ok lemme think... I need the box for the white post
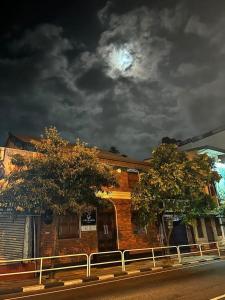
[199,244,203,257]
[86,255,89,277]
[39,258,43,285]
[177,246,181,263]
[122,252,125,272]
[88,255,91,277]
[216,241,221,257]
[152,248,156,268]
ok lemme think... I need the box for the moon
[109,45,134,72]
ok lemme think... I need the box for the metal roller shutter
[0,214,26,260]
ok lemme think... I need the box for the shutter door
[0,215,26,260]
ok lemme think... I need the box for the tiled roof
[179,125,225,146]
[5,133,149,168]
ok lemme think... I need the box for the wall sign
[81,210,96,231]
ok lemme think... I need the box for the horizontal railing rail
[88,250,123,277]
[0,241,222,283]
[123,246,178,270]
[177,242,220,262]
[0,253,88,284]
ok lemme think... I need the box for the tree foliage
[132,143,220,227]
[0,127,117,214]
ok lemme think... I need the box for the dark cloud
[76,67,114,92]
[0,0,225,158]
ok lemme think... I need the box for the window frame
[127,170,139,189]
[58,213,81,240]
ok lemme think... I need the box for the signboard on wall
[81,210,96,231]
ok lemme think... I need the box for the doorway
[97,204,117,252]
[169,220,189,246]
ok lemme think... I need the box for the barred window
[58,214,80,239]
[128,172,139,188]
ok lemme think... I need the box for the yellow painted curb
[22,285,45,292]
[63,279,83,286]
[126,270,141,275]
[152,267,163,271]
[98,274,115,280]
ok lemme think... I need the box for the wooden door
[97,208,117,252]
[205,218,215,243]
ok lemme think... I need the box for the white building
[179,126,225,244]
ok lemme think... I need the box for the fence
[0,253,88,284]
[177,242,220,263]
[0,241,222,284]
[122,246,178,270]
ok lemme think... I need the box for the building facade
[178,126,225,245]
[0,134,159,262]
[1,129,224,265]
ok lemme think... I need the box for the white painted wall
[180,130,225,152]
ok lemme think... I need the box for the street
[2,260,225,300]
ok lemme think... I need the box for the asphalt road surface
[3,260,225,300]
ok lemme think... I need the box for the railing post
[199,244,203,257]
[177,246,181,263]
[39,258,43,285]
[122,251,125,272]
[151,248,156,268]
[86,255,89,277]
[216,242,221,257]
[88,255,91,277]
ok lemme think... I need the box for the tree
[132,143,220,245]
[161,137,181,145]
[0,127,117,215]
[109,146,120,154]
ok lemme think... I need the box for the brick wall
[113,199,159,250]
[38,169,159,259]
[39,216,98,263]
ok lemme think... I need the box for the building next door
[205,217,215,243]
[97,205,117,252]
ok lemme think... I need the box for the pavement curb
[0,257,222,296]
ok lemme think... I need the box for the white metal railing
[0,241,222,283]
[177,242,220,263]
[123,246,178,270]
[151,246,179,265]
[88,250,123,277]
[0,253,88,284]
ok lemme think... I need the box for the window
[128,171,139,188]
[215,218,222,236]
[58,214,80,239]
[131,211,145,234]
[196,218,204,238]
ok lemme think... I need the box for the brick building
[0,133,159,262]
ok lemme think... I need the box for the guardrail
[88,250,123,277]
[0,241,222,283]
[123,246,178,270]
[177,242,220,263]
[0,253,88,284]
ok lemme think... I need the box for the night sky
[1,0,225,159]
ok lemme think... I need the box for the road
[2,260,225,300]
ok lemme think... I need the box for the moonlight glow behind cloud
[109,46,134,72]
